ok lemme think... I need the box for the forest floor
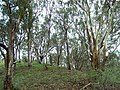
[0,61,120,90]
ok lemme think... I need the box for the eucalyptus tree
[66,0,89,70]
[72,0,118,69]
[30,0,55,66]
[17,0,44,66]
[106,1,120,67]
[40,0,55,65]
[52,0,78,70]
[0,0,32,89]
[107,0,120,53]
[26,1,34,67]
[69,34,89,70]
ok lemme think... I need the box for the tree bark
[28,28,32,67]
[66,41,71,70]
[57,45,62,66]
[18,46,21,61]
[103,45,107,67]
[49,54,52,66]
[64,28,71,70]
[3,26,15,90]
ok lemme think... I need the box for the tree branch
[0,48,6,59]
[0,43,8,51]
[80,83,91,90]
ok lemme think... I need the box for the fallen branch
[80,83,92,90]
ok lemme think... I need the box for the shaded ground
[0,62,120,90]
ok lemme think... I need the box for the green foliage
[87,67,120,84]
[0,61,4,74]
[0,62,4,90]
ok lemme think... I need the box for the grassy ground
[0,61,120,90]
[0,61,4,90]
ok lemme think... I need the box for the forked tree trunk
[86,27,105,69]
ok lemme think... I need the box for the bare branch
[80,83,92,90]
[0,43,8,51]
[0,48,6,59]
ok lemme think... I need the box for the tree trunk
[103,45,107,67]
[28,28,32,67]
[4,24,15,90]
[57,44,62,66]
[66,41,71,70]
[4,75,13,90]
[57,55,60,66]
[49,54,53,66]
[97,48,100,69]
[64,28,71,70]
[18,47,21,62]
[0,42,14,90]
